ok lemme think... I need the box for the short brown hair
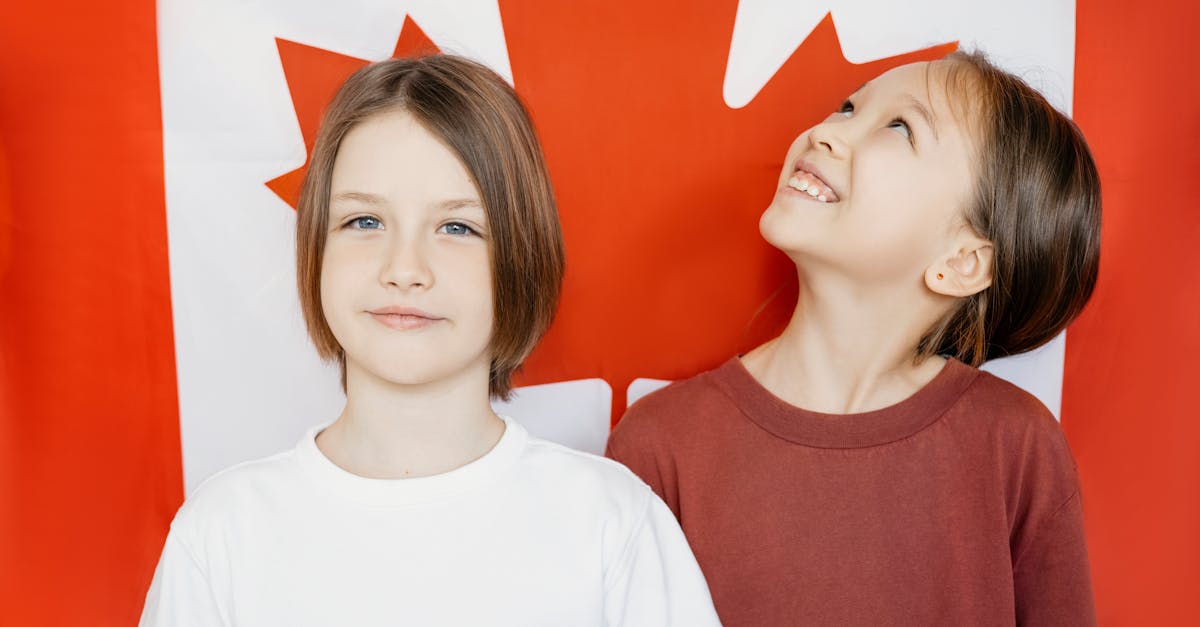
[917,51,1102,366]
[295,54,564,399]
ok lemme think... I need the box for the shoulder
[514,434,669,559]
[520,435,657,512]
[168,444,307,541]
[609,360,735,448]
[959,369,1072,452]
[953,370,1093,579]
[626,363,732,419]
[952,367,1081,502]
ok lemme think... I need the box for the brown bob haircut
[295,54,564,400]
[917,50,1102,366]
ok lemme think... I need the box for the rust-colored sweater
[606,357,1096,626]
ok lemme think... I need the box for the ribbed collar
[296,415,527,507]
[713,357,979,449]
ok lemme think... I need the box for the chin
[350,348,492,391]
[758,203,803,254]
[362,364,445,388]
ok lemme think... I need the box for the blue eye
[346,216,382,230]
[439,222,477,236]
[888,118,912,141]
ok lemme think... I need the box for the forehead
[860,62,957,111]
[863,61,980,145]
[330,110,479,201]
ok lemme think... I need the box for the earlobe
[925,241,994,297]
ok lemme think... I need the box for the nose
[379,231,434,291]
[808,119,849,159]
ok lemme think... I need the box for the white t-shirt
[140,416,721,626]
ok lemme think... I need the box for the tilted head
[761,52,1100,366]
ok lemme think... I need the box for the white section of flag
[494,379,614,455]
[628,378,673,409]
[159,0,516,493]
[160,0,1075,495]
[725,0,1076,112]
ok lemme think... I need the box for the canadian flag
[0,0,1196,625]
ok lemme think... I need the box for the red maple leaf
[266,16,439,207]
[500,2,953,422]
[268,5,953,424]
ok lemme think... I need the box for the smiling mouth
[786,169,840,203]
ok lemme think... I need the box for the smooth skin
[746,61,994,414]
[315,110,504,479]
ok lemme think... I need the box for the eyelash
[888,118,913,144]
[836,100,915,146]
[345,215,382,230]
[438,222,478,237]
[341,216,479,237]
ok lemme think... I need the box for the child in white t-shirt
[140,54,720,627]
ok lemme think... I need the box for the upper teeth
[787,171,834,202]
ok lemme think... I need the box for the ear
[925,236,994,297]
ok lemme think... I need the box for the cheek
[319,238,353,278]
[320,237,383,281]
[317,265,347,332]
[778,134,809,178]
[452,257,495,353]
[317,242,366,320]
[469,251,494,298]
[857,191,961,264]
[472,265,496,323]
[438,244,494,310]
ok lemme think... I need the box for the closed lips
[369,306,441,319]
[368,307,444,329]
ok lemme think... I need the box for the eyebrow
[904,96,939,142]
[330,192,483,211]
[331,191,385,205]
[435,198,484,212]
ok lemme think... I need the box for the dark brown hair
[295,54,564,399]
[917,51,1102,366]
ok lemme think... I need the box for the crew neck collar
[714,357,979,449]
[296,415,527,507]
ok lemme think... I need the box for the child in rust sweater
[608,51,1099,627]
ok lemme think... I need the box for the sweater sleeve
[603,493,722,626]
[1012,490,1097,626]
[139,533,230,627]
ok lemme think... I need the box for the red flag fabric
[0,1,1197,625]
[0,2,182,624]
[1067,0,1200,622]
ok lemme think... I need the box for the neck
[743,266,951,414]
[316,359,504,479]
